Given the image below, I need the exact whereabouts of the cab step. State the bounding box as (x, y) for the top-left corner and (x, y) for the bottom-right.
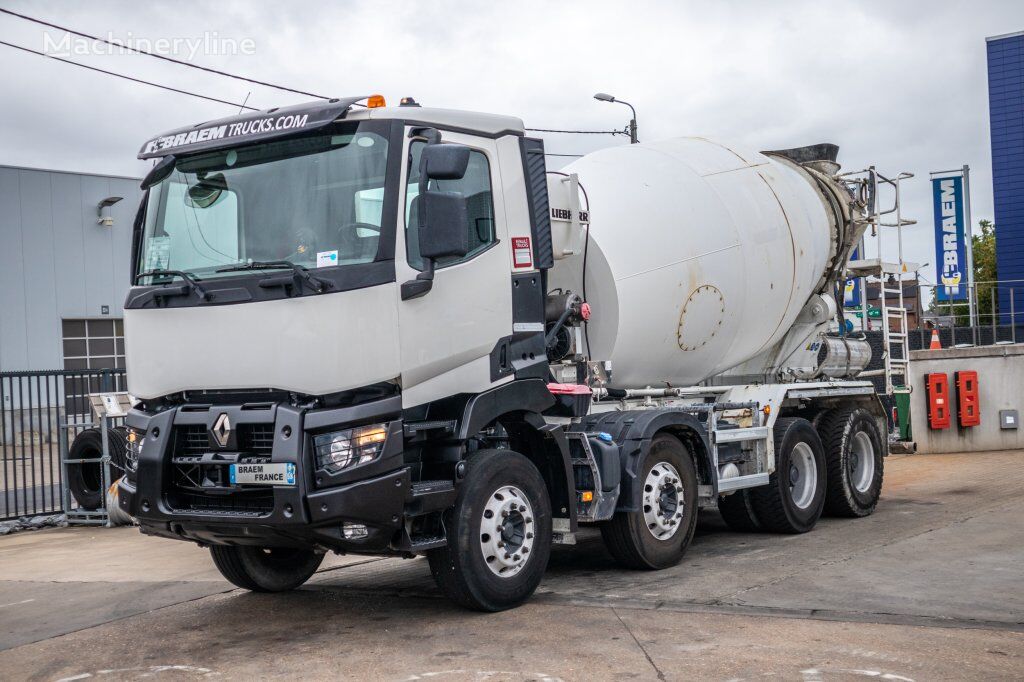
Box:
(407, 479), (457, 515)
(404, 420), (457, 438)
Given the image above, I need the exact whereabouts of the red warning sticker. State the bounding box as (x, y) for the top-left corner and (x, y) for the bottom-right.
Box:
(512, 237), (533, 269)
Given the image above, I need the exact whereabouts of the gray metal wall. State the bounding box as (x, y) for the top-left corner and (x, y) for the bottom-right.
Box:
(0, 165), (141, 371)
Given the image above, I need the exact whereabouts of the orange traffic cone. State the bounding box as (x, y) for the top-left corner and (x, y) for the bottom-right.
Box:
(929, 329), (942, 350)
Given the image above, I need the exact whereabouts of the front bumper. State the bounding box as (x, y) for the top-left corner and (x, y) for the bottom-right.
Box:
(118, 395), (419, 553)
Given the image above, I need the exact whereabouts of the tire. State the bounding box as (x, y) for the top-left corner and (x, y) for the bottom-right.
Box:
(107, 426), (129, 472)
(817, 407), (884, 517)
(748, 417), (826, 534)
(427, 449), (552, 611)
(600, 433), (699, 569)
(717, 489), (761, 532)
(68, 428), (126, 510)
(209, 546), (324, 592)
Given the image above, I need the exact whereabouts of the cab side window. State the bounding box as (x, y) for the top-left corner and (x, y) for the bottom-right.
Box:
(405, 141), (496, 270)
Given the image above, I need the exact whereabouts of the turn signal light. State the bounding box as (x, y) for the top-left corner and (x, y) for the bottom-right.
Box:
(581, 491), (594, 502)
(367, 94), (386, 108)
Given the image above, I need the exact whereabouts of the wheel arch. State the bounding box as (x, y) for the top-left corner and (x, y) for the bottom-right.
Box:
(413, 379), (576, 531)
(779, 392), (889, 457)
(578, 409), (712, 513)
(498, 412), (576, 530)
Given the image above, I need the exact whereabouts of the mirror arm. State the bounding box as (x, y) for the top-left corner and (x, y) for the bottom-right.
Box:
(401, 262), (434, 300)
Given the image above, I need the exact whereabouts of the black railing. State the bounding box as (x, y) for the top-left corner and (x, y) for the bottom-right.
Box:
(0, 368), (126, 521)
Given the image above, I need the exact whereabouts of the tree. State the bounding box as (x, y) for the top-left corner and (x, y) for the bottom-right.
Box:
(972, 219), (998, 322)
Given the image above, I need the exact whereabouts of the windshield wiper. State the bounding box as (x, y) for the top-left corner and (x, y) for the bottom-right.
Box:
(135, 269), (209, 301)
(217, 261), (331, 294)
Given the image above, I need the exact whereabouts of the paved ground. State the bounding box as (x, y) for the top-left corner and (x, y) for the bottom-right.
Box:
(0, 450), (1022, 680)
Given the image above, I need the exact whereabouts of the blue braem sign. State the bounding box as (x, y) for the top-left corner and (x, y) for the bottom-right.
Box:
(843, 245), (862, 308)
(932, 174), (968, 302)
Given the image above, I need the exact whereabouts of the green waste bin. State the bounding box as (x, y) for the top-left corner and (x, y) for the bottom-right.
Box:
(894, 389), (912, 441)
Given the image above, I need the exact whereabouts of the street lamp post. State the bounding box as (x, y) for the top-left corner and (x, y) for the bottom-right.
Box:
(594, 92), (638, 143)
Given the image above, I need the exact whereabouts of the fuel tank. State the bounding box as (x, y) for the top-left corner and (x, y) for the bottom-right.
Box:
(547, 137), (845, 388)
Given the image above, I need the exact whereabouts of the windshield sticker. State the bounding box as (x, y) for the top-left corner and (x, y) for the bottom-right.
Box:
(316, 250), (339, 268)
(144, 237), (171, 272)
(142, 113), (311, 156)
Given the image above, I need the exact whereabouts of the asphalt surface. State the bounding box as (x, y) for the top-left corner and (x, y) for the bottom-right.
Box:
(0, 450), (1022, 680)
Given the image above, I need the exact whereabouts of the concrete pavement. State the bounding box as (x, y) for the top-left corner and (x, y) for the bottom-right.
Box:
(0, 450), (1022, 680)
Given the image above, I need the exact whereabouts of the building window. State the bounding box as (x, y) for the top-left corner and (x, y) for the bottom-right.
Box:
(61, 319), (125, 370)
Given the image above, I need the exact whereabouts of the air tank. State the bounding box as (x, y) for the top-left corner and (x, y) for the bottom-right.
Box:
(547, 137), (846, 388)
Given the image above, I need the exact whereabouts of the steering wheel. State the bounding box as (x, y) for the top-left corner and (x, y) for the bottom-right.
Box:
(336, 222), (381, 238)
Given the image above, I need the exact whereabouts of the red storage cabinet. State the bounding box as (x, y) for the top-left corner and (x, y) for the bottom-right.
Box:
(955, 370), (981, 428)
(925, 373), (951, 430)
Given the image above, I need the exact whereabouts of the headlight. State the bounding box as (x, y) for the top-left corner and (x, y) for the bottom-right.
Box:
(313, 423), (387, 473)
(125, 427), (144, 473)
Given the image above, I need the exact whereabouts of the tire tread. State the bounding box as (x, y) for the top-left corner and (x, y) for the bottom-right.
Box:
(600, 433), (699, 569)
(818, 407), (884, 518)
(427, 449), (552, 611)
(209, 545), (261, 591)
(748, 417), (825, 533)
(717, 489), (761, 532)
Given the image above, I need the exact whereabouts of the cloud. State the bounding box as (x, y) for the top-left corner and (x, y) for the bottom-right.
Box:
(1, 0), (1021, 287)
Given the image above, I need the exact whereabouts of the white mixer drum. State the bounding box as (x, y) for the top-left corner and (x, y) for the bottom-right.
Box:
(548, 137), (836, 387)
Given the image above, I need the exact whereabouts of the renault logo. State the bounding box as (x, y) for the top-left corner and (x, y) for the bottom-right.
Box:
(212, 413), (232, 447)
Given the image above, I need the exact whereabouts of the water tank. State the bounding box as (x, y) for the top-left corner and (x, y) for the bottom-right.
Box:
(547, 137), (841, 388)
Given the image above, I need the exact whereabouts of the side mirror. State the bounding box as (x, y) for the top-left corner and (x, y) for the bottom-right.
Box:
(419, 192), (469, 260)
(400, 138), (472, 301)
(141, 155), (176, 189)
(422, 144), (470, 180)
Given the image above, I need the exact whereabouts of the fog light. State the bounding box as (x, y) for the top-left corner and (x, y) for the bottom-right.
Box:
(313, 423), (388, 473)
(342, 522), (368, 539)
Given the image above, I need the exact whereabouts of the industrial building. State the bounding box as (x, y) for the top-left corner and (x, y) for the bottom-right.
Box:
(0, 165), (141, 373)
(987, 31), (1024, 320)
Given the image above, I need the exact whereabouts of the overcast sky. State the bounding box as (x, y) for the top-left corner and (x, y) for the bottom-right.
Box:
(2, 1), (1022, 288)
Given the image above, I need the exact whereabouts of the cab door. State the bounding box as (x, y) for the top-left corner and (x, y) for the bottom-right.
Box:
(396, 130), (513, 408)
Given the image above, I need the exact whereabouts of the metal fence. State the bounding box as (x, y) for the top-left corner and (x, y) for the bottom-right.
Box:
(0, 369), (126, 521)
(917, 280), (1023, 341)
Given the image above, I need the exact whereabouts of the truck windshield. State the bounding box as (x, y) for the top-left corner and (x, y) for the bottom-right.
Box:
(138, 123), (390, 281)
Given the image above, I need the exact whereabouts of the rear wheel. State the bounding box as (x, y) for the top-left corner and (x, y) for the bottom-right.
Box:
(748, 418), (826, 533)
(600, 433), (699, 569)
(427, 449), (552, 611)
(717, 489), (761, 532)
(210, 546), (324, 592)
(817, 407), (884, 517)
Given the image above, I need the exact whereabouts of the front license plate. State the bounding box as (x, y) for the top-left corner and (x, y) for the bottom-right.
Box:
(230, 462), (296, 486)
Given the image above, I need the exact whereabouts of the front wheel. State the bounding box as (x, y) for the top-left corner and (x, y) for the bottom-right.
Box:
(600, 433), (699, 569)
(210, 546), (324, 592)
(427, 449), (552, 611)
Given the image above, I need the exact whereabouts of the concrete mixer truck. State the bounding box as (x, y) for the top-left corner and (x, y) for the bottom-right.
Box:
(118, 96), (889, 611)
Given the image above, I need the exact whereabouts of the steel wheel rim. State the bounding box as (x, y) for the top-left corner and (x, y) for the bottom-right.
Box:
(850, 431), (875, 493)
(479, 485), (534, 578)
(788, 442), (818, 510)
(642, 461), (685, 540)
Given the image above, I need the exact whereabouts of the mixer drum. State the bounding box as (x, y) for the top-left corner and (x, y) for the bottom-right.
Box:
(548, 137), (838, 387)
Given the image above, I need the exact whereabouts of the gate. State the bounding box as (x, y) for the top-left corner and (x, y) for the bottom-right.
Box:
(0, 369), (127, 521)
